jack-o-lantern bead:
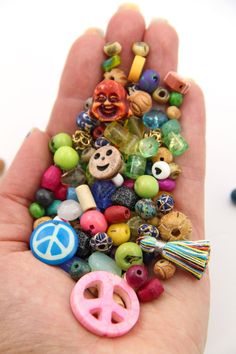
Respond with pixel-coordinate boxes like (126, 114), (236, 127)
(104, 68), (128, 87)
(158, 211), (192, 241)
(153, 259), (176, 280)
(128, 91), (152, 117)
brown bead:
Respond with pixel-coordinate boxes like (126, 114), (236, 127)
(146, 216), (160, 227)
(128, 91), (152, 117)
(80, 147), (96, 163)
(33, 216), (52, 229)
(72, 130), (92, 151)
(166, 106), (182, 120)
(164, 71), (191, 94)
(103, 41), (122, 57)
(143, 129), (162, 146)
(104, 68), (128, 87)
(169, 162), (182, 179)
(152, 147), (173, 164)
(158, 211), (192, 241)
(0, 159), (5, 175)
(152, 87), (170, 104)
(153, 259), (176, 280)
(132, 41), (149, 57)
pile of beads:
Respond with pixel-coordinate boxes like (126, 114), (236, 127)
(29, 40), (210, 338)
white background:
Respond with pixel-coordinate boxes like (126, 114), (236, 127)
(0, 0), (236, 353)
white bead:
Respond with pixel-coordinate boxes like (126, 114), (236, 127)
(111, 173), (124, 187)
(57, 200), (83, 221)
(152, 161), (171, 180)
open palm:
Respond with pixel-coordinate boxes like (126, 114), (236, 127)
(0, 7), (209, 354)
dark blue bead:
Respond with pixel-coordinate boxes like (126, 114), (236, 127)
(143, 252), (155, 265)
(91, 180), (116, 210)
(231, 189), (236, 204)
(76, 111), (98, 132)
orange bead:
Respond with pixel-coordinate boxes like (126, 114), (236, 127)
(128, 55), (146, 83)
(164, 71), (191, 94)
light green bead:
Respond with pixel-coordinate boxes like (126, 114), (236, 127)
(115, 242), (143, 271)
(49, 133), (73, 153)
(88, 252), (122, 276)
(169, 92), (183, 107)
(46, 200), (61, 216)
(102, 55), (121, 72)
(161, 119), (181, 138)
(134, 175), (159, 198)
(126, 116), (146, 138)
(54, 146), (79, 171)
(125, 154), (146, 179)
(138, 137), (159, 158)
(29, 202), (45, 218)
(165, 132), (189, 157)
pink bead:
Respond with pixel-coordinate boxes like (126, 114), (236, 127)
(70, 271), (140, 337)
(164, 71), (191, 95)
(41, 165), (62, 192)
(80, 210), (108, 235)
(137, 278), (164, 303)
(158, 178), (176, 192)
(123, 179), (135, 189)
(126, 265), (148, 290)
(54, 184), (67, 200)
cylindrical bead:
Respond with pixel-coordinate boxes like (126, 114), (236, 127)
(104, 206), (131, 224)
(128, 55), (146, 82)
(76, 184), (96, 212)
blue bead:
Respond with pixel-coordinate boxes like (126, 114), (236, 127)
(67, 187), (78, 201)
(143, 109), (168, 130)
(231, 189), (236, 204)
(76, 111), (98, 132)
(46, 199), (62, 216)
(143, 251), (155, 265)
(138, 69), (160, 93)
(135, 199), (157, 219)
(94, 137), (110, 149)
(156, 194), (175, 213)
(145, 159), (153, 175)
(30, 220), (79, 265)
(91, 180), (116, 210)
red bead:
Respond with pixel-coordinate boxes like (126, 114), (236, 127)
(104, 206), (131, 224)
(126, 265), (148, 289)
(92, 125), (106, 140)
(54, 184), (67, 200)
(123, 179), (135, 189)
(41, 165), (62, 191)
(137, 278), (164, 302)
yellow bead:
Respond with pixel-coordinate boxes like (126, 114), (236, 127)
(107, 223), (130, 246)
(103, 41), (122, 57)
(33, 216), (52, 229)
(132, 42), (149, 57)
(128, 55), (146, 83)
(166, 106), (182, 120)
(152, 87), (170, 104)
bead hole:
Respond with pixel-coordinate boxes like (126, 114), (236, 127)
(171, 228), (181, 237)
(136, 270), (142, 276)
(159, 90), (166, 97)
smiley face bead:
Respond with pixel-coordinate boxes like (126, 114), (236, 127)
(152, 161), (171, 180)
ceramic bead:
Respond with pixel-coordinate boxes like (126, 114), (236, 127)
(92, 125), (106, 140)
(111, 186), (139, 210)
(135, 199), (157, 220)
(46, 200), (62, 216)
(57, 200), (83, 221)
(152, 147), (173, 164)
(164, 132), (189, 157)
(104, 68), (128, 87)
(54, 146), (79, 171)
(158, 211), (192, 241)
(49, 133), (73, 153)
(158, 178), (176, 192)
(102, 55), (121, 72)
(41, 165), (62, 192)
(166, 106), (181, 120)
(138, 69), (160, 93)
(80, 147), (96, 163)
(88, 251), (122, 276)
(164, 71), (191, 94)
(72, 130), (92, 151)
(152, 87), (170, 104)
(76, 111), (98, 133)
(125, 265), (148, 289)
(152, 161), (171, 180)
(125, 154), (146, 180)
(137, 278), (164, 302)
(134, 175), (159, 198)
(33, 216), (52, 229)
(76, 184), (96, 212)
(128, 55), (146, 82)
(138, 224), (159, 238)
(61, 166), (86, 187)
(35, 188), (54, 207)
(104, 205), (131, 224)
(143, 109), (168, 130)
(76, 230), (92, 258)
(132, 42), (149, 57)
(169, 92), (183, 107)
(103, 41), (122, 56)
(80, 210), (108, 235)
(90, 232), (113, 252)
(169, 162), (182, 179)
(156, 194), (174, 214)
(128, 91), (152, 117)
(54, 184), (67, 201)
(107, 223), (130, 246)
(29, 202), (45, 218)
(161, 119), (181, 138)
(153, 259), (176, 280)
(69, 258), (91, 280)
(138, 137), (159, 158)
(115, 242), (143, 271)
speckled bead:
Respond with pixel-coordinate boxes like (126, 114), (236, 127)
(158, 211), (192, 241)
(152, 147), (173, 164)
(166, 106), (181, 120)
(104, 68), (128, 87)
(102, 55), (121, 72)
(138, 223), (159, 238)
(135, 199), (157, 220)
(128, 91), (152, 117)
(132, 42), (149, 57)
(90, 232), (113, 252)
(152, 87), (170, 104)
(153, 259), (176, 280)
(103, 41), (122, 56)
(111, 186), (139, 210)
(156, 194), (174, 214)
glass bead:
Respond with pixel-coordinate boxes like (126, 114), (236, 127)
(161, 119), (181, 138)
(138, 137), (159, 158)
(138, 69), (160, 93)
(57, 200), (82, 221)
(134, 175), (159, 198)
(88, 251), (122, 276)
(126, 265), (148, 289)
(127, 216), (145, 241)
(144, 159), (153, 176)
(49, 133), (73, 153)
(91, 180), (116, 210)
(46, 200), (62, 216)
(125, 155), (146, 180)
(135, 199), (157, 220)
(102, 55), (121, 72)
(54, 146), (79, 171)
(126, 116), (146, 138)
(142, 109), (168, 130)
(164, 132), (189, 157)
(35, 188), (54, 207)
(115, 242), (143, 271)
(169, 91), (183, 107)
(61, 166), (86, 187)
(152, 161), (171, 180)
(29, 202), (45, 219)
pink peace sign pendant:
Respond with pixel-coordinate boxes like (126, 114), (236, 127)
(70, 271), (140, 337)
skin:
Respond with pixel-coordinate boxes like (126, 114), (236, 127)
(0, 7), (209, 354)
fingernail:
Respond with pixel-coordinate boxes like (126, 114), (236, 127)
(150, 17), (169, 24)
(25, 127), (38, 138)
(118, 3), (140, 11)
(84, 28), (104, 37)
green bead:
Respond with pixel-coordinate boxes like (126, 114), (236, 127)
(115, 242), (143, 271)
(169, 92), (183, 107)
(88, 251), (122, 276)
(127, 216), (145, 241)
(49, 133), (73, 153)
(134, 175), (159, 198)
(54, 146), (79, 171)
(125, 154), (146, 179)
(29, 202), (45, 218)
(69, 259), (91, 281)
(46, 200), (61, 216)
(126, 116), (145, 138)
(102, 55), (121, 72)
(164, 132), (189, 157)
(138, 137), (159, 158)
(161, 119), (181, 138)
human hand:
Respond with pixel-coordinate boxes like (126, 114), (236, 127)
(0, 6), (209, 354)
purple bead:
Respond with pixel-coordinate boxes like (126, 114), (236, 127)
(126, 265), (148, 289)
(158, 178), (176, 192)
(138, 69), (160, 93)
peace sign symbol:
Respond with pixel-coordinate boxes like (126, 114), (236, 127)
(30, 220), (79, 265)
(70, 271), (140, 337)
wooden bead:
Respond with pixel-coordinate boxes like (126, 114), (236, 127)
(132, 42), (149, 57)
(169, 162), (182, 179)
(103, 41), (122, 57)
(158, 211), (192, 242)
(164, 71), (191, 94)
(128, 91), (152, 117)
(166, 106), (182, 120)
(153, 259), (176, 280)
(128, 55), (146, 83)
(152, 147), (173, 164)
(33, 216), (52, 229)
(152, 87), (170, 104)
(104, 68), (128, 87)
(76, 184), (96, 212)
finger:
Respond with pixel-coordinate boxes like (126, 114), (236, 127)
(47, 31), (105, 136)
(0, 129), (51, 205)
(105, 6), (145, 74)
(144, 20), (179, 81)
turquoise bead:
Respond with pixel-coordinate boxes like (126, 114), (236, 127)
(138, 137), (159, 158)
(161, 119), (181, 138)
(164, 132), (189, 157)
(46, 200), (62, 216)
(102, 55), (121, 72)
(169, 92), (183, 107)
(88, 251), (122, 276)
(69, 258), (91, 281)
(142, 109), (168, 130)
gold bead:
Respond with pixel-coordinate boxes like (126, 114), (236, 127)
(72, 130), (92, 151)
(158, 211), (192, 242)
(143, 129), (163, 146)
(153, 259), (176, 280)
(104, 68), (128, 87)
(33, 216), (52, 229)
(132, 41), (149, 57)
(152, 147), (173, 164)
(152, 87), (170, 104)
(169, 162), (182, 179)
(166, 106), (182, 120)
(103, 41), (122, 57)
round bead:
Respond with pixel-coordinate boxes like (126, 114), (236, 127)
(158, 211), (192, 241)
(41, 165), (62, 192)
(107, 223), (130, 246)
(104, 205), (131, 224)
(138, 223), (159, 238)
(103, 41), (122, 56)
(158, 178), (176, 192)
(33, 216), (52, 229)
(57, 200), (83, 221)
(169, 162), (182, 179)
(231, 189), (236, 204)
(111, 186), (139, 210)
(138, 137), (159, 158)
(92, 125), (106, 140)
(115, 242), (143, 271)
(80, 147), (96, 163)
(54, 146), (79, 171)
(128, 90), (152, 117)
(80, 210), (108, 235)
(169, 92), (183, 107)
(152, 161), (171, 180)
(134, 175), (159, 198)
(153, 259), (176, 280)
(152, 147), (173, 164)
(156, 194), (174, 214)
(35, 188), (54, 207)
(104, 68), (128, 87)
(143, 109), (168, 130)
(76, 111), (98, 133)
(75, 230), (92, 258)
(152, 87), (170, 104)
(126, 265), (148, 289)
(69, 258), (91, 280)
(29, 202), (45, 219)
(84, 97), (93, 111)
(128, 55), (146, 83)
(46, 200), (61, 216)
(135, 199), (157, 220)
(132, 42), (149, 57)
(137, 278), (164, 302)
(88, 252), (122, 276)
(123, 179), (135, 189)
(94, 137), (110, 149)
(49, 133), (72, 153)
(90, 232), (113, 252)
(138, 69), (160, 93)
(166, 106), (181, 120)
